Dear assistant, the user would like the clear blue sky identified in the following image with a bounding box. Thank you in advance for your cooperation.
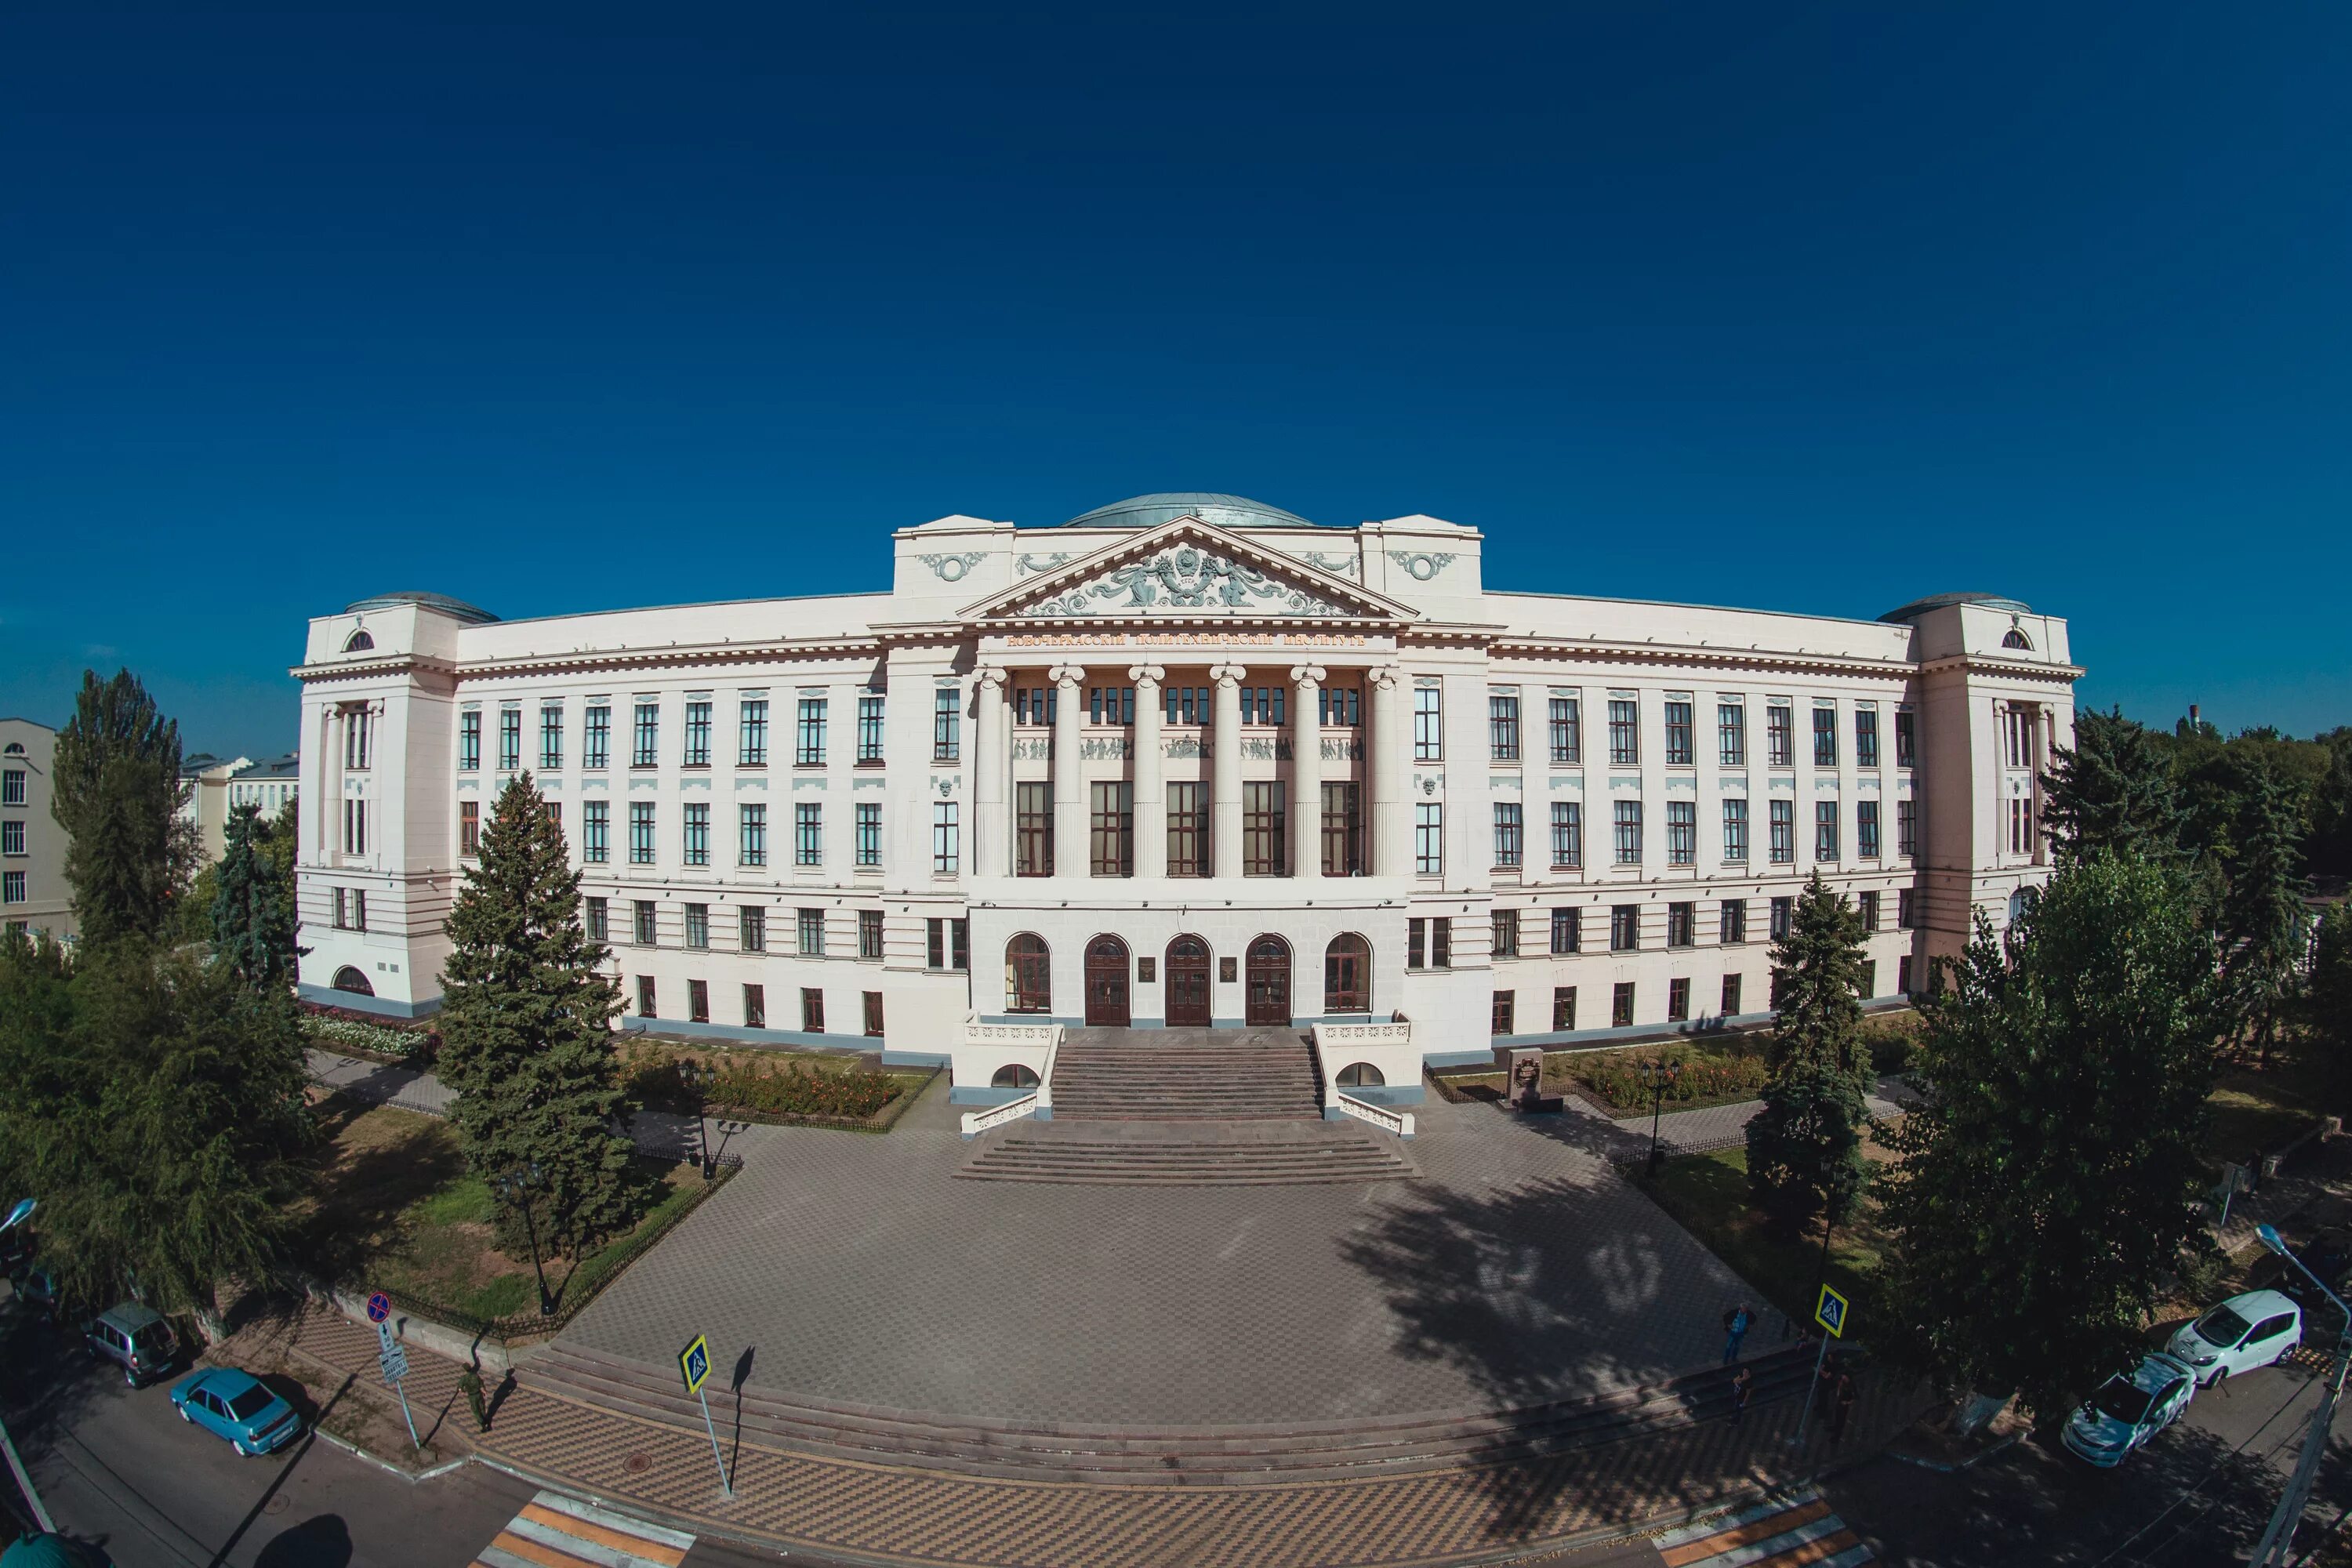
[5,5,2347,757]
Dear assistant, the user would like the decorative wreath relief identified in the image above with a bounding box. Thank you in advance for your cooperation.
[1388,550,1456,582]
[1014,553,1073,576]
[918,552,985,583]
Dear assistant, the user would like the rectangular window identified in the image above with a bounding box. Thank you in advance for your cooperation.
[1897,798,1917,858]
[739,699,768,766]
[797,908,825,956]
[1321,780,1363,876]
[1897,887,1915,928]
[1668,977,1690,1023]
[933,688,960,761]
[1607,699,1639,766]
[1813,705,1838,768]
[1166,781,1207,877]
[858,908,884,959]
[1722,798,1749,862]
[1548,697,1581,764]
[683,700,712,768]
[637,975,657,1018]
[1816,801,1840,862]
[343,709,372,770]
[1414,686,1443,760]
[1857,800,1881,859]
[739,804,766,866]
[633,702,659,768]
[1087,686,1136,725]
[633,899,657,946]
[1550,906,1581,954]
[540,704,564,770]
[796,803,823,866]
[1493,802,1523,868]
[5,872,26,905]
[344,798,368,855]
[332,887,347,928]
[1241,780,1285,877]
[1666,800,1696,865]
[1414,802,1443,876]
[933,801,960,873]
[1317,686,1361,726]
[1897,955,1913,996]
[459,710,481,771]
[1,771,22,806]
[1855,708,1879,769]
[583,703,611,770]
[741,906,767,952]
[1014,686,1058,726]
[1552,985,1577,1031]
[1610,904,1640,952]
[1859,959,1877,1000]
[1667,901,1695,948]
[1491,908,1519,958]
[2010,796,2037,855]
[1895,710,1916,768]
[629,801,655,864]
[1612,982,1635,1028]
[682,803,710,866]
[497,707,521,771]
[1406,916,1453,970]
[855,802,881,867]
[1720,898,1748,944]
[1091,781,1134,877]
[1769,799,1795,863]
[1722,974,1743,1016]
[797,699,828,765]
[744,984,766,1029]
[1490,695,1521,760]
[926,916,970,971]
[585,896,608,942]
[458,800,478,857]
[2005,707,2038,769]
[1766,704,1793,768]
[864,991,884,1038]
[1719,702,1746,766]
[1165,685,1210,724]
[1239,686,1286,726]
[684,902,710,949]
[1490,991,1515,1036]
[1015,782,1053,877]
[544,800,561,835]
[1613,800,1642,866]
[1770,896,1793,941]
[1858,890,1881,932]
[1407,917,1425,970]
[857,695,885,762]
[802,988,826,1033]
[1550,801,1582,868]
[1664,700,1693,766]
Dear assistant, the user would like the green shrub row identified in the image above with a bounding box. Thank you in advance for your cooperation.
[1578,1048,1769,1112]
[623,1047,906,1121]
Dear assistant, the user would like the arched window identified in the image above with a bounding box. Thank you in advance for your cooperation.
[1323,932,1371,1014]
[2,742,23,755]
[2008,887,2038,925]
[1337,1062,1385,1089]
[2001,628,2032,651]
[343,628,376,652]
[330,965,375,996]
[1005,933,1051,1013]
[991,1063,1040,1089]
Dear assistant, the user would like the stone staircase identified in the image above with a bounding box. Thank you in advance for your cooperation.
[517,1339,1824,1486]
[1048,1027,1322,1123]
[958,1120,1415,1186]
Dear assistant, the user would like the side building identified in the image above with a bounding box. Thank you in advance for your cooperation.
[1,718,78,944]
[290,495,2077,1098]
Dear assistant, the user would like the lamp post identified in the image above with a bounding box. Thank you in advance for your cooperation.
[494,1163,556,1318]
[684,1060,718,1180]
[2250,1222,2351,1566]
[1642,1058,1682,1176]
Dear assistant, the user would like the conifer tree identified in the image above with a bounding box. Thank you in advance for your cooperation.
[2040,706,2188,865]
[212,803,304,989]
[2303,904,2352,1115]
[51,670,197,946]
[437,774,634,1265]
[2218,758,2309,1065]
[1745,873,1872,1233]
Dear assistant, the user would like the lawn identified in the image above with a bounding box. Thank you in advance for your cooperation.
[2203,1069,2328,1166]
[294,1097,720,1330]
[1632,1140,1898,1329]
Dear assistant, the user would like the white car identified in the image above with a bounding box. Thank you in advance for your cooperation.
[2062,1352,2195,1467]
[2165,1289,2302,1388]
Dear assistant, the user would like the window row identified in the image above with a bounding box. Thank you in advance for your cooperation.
[457,694,909,773]
[1447,797,1916,873]
[583,898,970,966]
[999,931,1374,1016]
[1417,887,1918,966]
[1013,782,1365,877]
[630,976,883,1036]
[1489,956,1907,1035]
[1450,692,1917,770]
[466,798,964,873]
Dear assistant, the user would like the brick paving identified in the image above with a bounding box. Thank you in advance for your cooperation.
[1600,1080,1915,1160]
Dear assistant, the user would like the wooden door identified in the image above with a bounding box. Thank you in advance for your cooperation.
[1164,935,1211,1026]
[1244,935,1291,1026]
[1083,935,1131,1027]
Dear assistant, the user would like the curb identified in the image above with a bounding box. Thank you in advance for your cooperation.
[1886,1430,2027,1472]
[312,1426,471,1483]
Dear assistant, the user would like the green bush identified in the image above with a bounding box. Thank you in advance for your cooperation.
[1860,1017,1917,1078]
[621,1044,904,1122]
[1576,1047,1769,1112]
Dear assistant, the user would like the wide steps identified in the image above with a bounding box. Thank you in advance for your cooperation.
[516,1341,1820,1485]
[1048,1029,1323,1123]
[959,1134,1415,1185]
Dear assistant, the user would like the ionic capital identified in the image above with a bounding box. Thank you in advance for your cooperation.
[975,667,1009,693]
[1209,662,1250,688]
[1368,665,1404,692]
[1127,664,1167,689]
[1047,664,1087,688]
[1288,663,1327,688]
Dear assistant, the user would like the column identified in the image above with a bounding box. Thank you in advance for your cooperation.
[1210,663,1247,880]
[1290,663,1325,881]
[974,668,1008,877]
[1131,664,1166,879]
[1371,665,1410,876]
[1051,664,1087,879]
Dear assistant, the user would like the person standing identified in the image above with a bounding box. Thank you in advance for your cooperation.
[1722,1303,1753,1363]
[1730,1365,1755,1427]
[1829,1372,1857,1448]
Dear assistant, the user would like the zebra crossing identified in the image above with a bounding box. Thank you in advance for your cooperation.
[1654,1486,1874,1567]
[470,1488,696,1568]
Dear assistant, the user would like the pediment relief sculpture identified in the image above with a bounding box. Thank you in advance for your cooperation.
[1029,544,1352,619]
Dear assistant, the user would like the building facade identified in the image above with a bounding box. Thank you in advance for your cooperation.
[1,718,78,944]
[178,753,253,866]
[291,495,2077,1094]
[227,753,300,818]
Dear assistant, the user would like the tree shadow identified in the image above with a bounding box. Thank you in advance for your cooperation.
[253,1513,353,1568]
[291,1107,466,1286]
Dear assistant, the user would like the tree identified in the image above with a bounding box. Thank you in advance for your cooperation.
[212,803,304,989]
[1746,873,1872,1234]
[50,669,197,946]
[1875,855,2226,1422]
[2040,707,2187,865]
[2217,757,2309,1065]
[2299,903,2352,1115]
[436,774,634,1267]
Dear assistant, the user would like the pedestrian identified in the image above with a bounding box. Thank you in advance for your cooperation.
[1730,1366,1754,1427]
[458,1365,488,1433]
[1829,1373,1857,1448]
[1722,1302,1752,1364]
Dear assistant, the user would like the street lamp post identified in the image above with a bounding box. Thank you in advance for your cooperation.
[494,1163,556,1318]
[2250,1222,2351,1567]
[1642,1058,1682,1176]
[684,1061,717,1180]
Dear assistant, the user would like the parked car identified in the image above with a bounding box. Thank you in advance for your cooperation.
[80,1305,176,1388]
[2165,1289,2303,1387]
[168,1367,301,1457]
[2275,1232,2352,1316]
[2062,1352,2196,1467]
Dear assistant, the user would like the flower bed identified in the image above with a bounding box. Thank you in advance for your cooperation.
[302,1004,441,1067]
[1577,1047,1769,1113]
[621,1044,935,1132]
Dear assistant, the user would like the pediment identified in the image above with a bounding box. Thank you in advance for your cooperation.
[958,517,1418,623]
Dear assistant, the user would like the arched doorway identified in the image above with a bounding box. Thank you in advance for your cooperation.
[1005,934,1051,1013]
[1084,934,1131,1026]
[1164,935,1212,1027]
[1323,933,1370,1014]
[1245,935,1291,1027]
[331,965,375,996]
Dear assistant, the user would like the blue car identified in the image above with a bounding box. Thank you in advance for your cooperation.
[168,1367,302,1457]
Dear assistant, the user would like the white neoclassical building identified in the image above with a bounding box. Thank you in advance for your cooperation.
[292,493,2075,1104]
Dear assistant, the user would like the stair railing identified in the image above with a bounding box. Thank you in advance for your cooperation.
[957,1014,1064,1139]
[1309,1018,1417,1138]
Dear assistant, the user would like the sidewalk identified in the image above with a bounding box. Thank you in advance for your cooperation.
[1597,1077,1917,1160]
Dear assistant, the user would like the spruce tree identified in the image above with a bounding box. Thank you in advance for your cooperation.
[51,670,196,946]
[437,774,634,1266]
[2217,757,2308,1065]
[2303,904,2352,1115]
[212,803,304,989]
[1875,855,2225,1421]
[2040,706,2187,865]
[1746,873,1872,1233]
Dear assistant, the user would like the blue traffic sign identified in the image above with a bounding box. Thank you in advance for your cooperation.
[680,1334,711,1396]
[1815,1283,1850,1339]
[365,1292,391,1324]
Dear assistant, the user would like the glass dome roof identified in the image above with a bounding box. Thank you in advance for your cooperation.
[1058,492,1316,530]
[343,591,500,625]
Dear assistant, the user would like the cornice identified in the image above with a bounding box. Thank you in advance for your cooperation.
[1918,653,2084,684]
[289,655,455,684]
[1485,636,1919,681]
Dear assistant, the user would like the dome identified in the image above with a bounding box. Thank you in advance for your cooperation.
[1876,591,2031,623]
[343,590,500,625]
[1059,492,1316,530]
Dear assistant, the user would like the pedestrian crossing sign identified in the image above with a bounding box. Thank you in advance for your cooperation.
[680,1334,711,1395]
[1815,1284,1849,1339]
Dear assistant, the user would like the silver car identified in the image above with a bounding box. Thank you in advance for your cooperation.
[2165,1290,2302,1388]
[2063,1352,2195,1467]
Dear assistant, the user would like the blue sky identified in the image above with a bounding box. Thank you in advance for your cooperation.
[5,4,2347,755]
